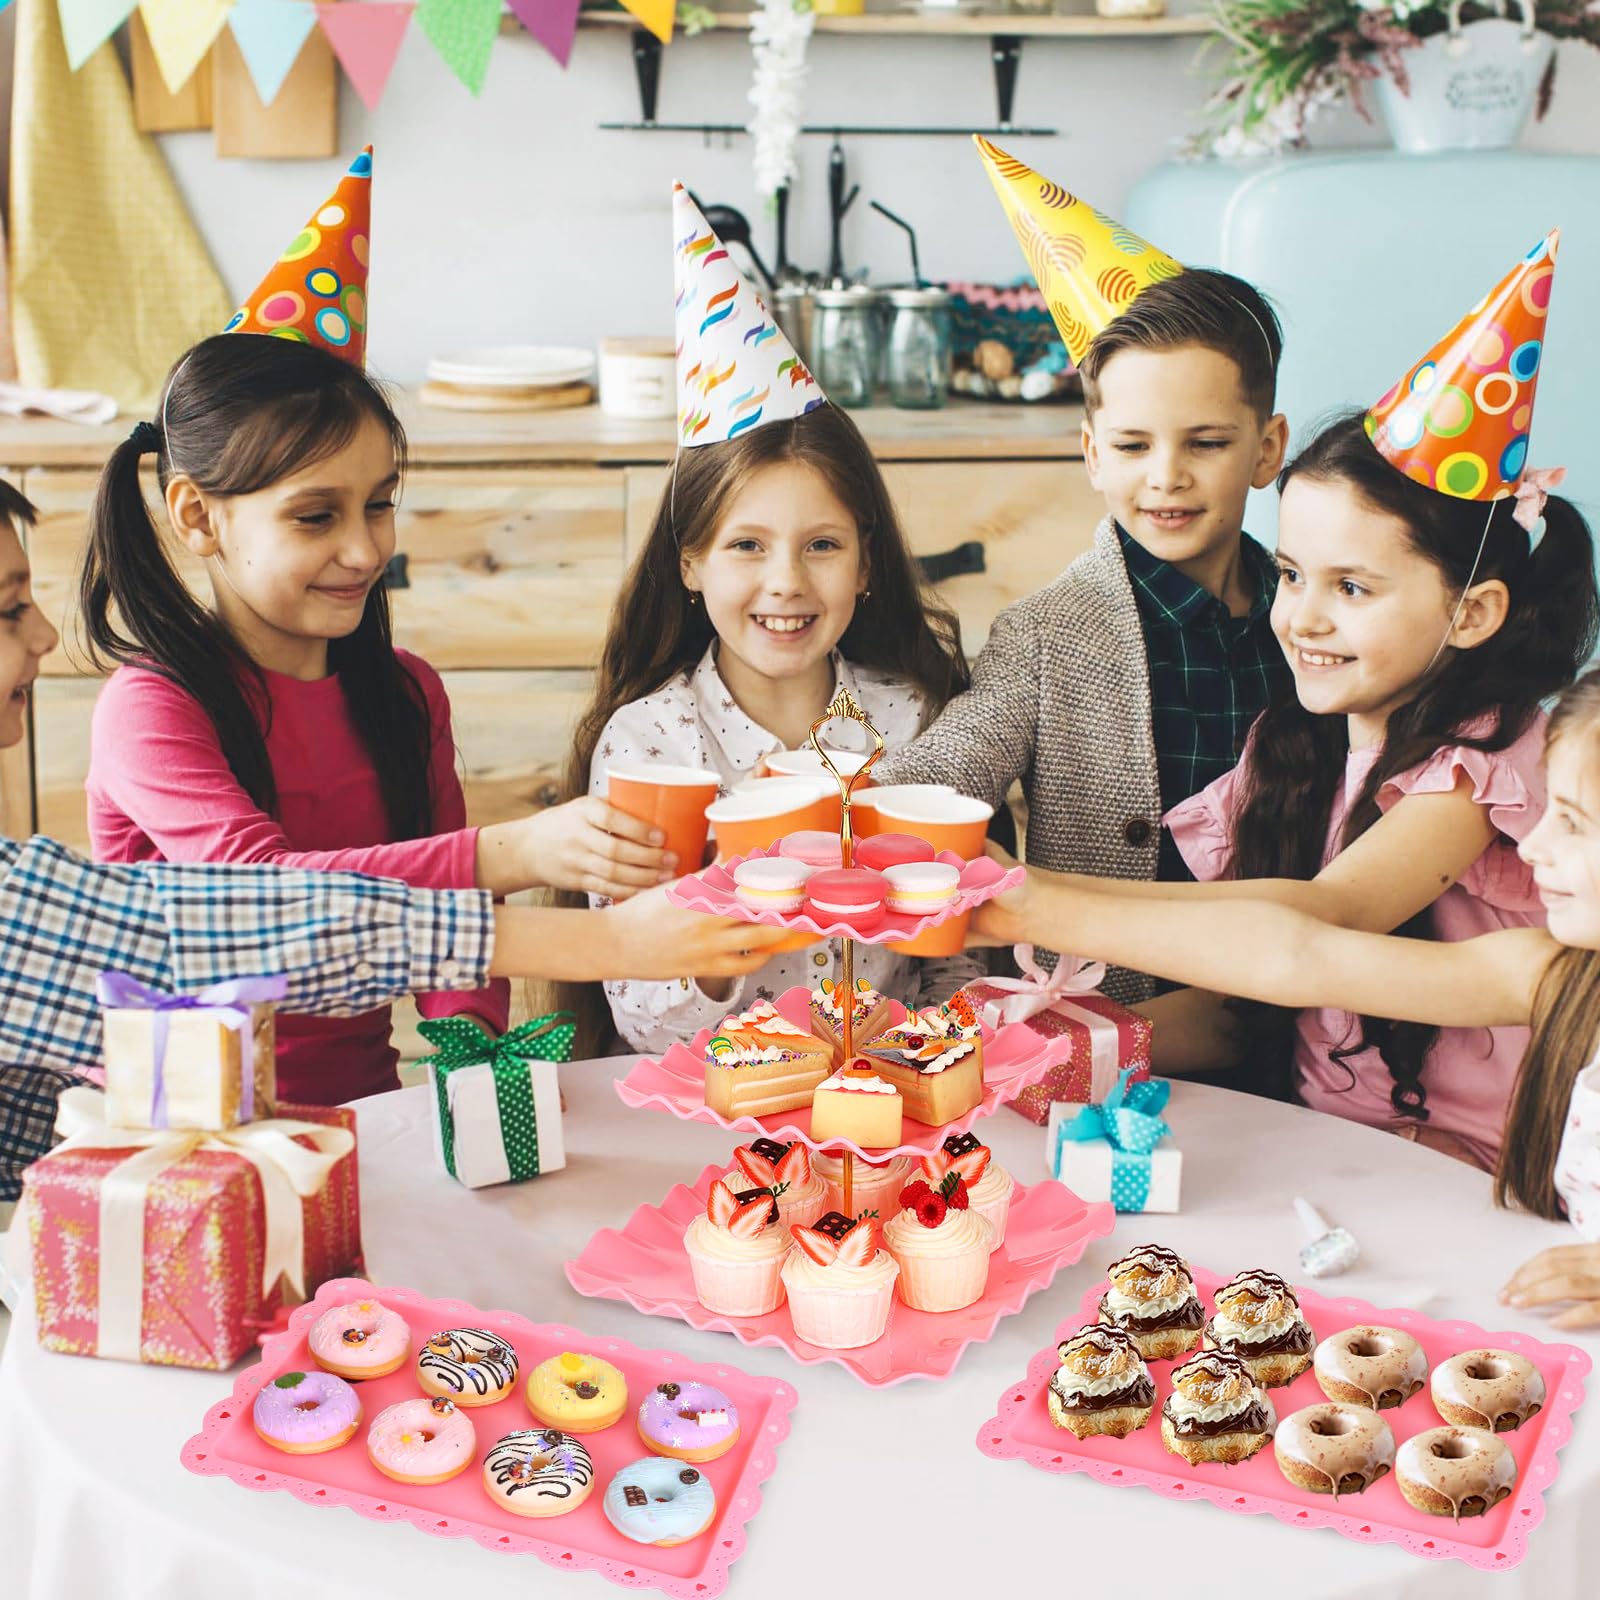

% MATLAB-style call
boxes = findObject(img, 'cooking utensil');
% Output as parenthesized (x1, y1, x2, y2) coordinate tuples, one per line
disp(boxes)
(689, 193, 777, 293)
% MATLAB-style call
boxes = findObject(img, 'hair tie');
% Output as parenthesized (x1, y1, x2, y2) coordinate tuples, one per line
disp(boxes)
(127, 419, 162, 455)
(1512, 465, 1566, 540)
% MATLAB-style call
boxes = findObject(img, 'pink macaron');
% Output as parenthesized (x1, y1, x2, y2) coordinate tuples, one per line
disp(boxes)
(803, 867, 886, 930)
(780, 830, 845, 871)
(854, 832, 936, 873)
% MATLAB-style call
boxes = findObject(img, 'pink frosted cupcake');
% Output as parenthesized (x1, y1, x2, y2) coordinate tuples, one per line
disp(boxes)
(723, 1138, 830, 1230)
(814, 1150, 913, 1225)
(885, 1174, 992, 1312)
(683, 1180, 789, 1317)
(781, 1212, 900, 1349)
(920, 1132, 1013, 1253)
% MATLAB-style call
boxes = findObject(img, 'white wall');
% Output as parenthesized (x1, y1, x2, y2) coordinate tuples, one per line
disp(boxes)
(154, 20, 1600, 385)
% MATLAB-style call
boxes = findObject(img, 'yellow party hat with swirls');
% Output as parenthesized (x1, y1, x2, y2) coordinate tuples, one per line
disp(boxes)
(974, 137, 1182, 367)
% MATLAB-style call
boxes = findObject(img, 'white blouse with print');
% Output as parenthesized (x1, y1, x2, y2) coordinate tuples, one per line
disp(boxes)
(1554, 1054, 1600, 1241)
(588, 645, 984, 1055)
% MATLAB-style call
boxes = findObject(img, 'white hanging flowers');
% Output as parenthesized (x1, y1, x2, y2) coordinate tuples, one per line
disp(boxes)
(748, 0, 815, 203)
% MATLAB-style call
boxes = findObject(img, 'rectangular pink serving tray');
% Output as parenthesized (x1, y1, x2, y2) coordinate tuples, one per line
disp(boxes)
(181, 1278, 797, 1598)
(976, 1266, 1590, 1572)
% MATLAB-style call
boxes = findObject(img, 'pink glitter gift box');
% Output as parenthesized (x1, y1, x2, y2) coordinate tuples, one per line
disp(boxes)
(964, 962, 1152, 1126)
(23, 1102, 362, 1370)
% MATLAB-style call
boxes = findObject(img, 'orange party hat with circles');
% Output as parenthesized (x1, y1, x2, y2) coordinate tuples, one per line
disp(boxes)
(974, 136, 1183, 367)
(1366, 231, 1559, 502)
(222, 147, 373, 365)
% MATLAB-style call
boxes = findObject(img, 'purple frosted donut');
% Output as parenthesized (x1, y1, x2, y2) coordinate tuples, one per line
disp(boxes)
(252, 1369, 363, 1455)
(636, 1380, 740, 1463)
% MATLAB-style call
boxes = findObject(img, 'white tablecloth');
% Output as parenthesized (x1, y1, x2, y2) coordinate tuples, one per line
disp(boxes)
(3, 1067, 1594, 1599)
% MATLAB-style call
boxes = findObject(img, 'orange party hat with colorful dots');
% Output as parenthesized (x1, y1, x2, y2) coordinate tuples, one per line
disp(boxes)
(1366, 231, 1559, 502)
(673, 182, 826, 447)
(974, 136, 1183, 367)
(222, 147, 372, 365)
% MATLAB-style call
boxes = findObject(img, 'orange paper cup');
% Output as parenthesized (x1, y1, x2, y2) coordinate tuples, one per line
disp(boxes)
(873, 791, 993, 957)
(849, 782, 957, 841)
(606, 763, 721, 873)
(708, 779, 836, 861)
(764, 747, 876, 792)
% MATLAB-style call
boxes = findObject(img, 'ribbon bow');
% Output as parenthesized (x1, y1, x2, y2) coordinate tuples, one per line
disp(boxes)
(52, 1085, 353, 1362)
(96, 972, 287, 1127)
(1060, 1065, 1171, 1155)
(979, 945, 1107, 1028)
(1512, 465, 1566, 535)
(420, 1013, 574, 1183)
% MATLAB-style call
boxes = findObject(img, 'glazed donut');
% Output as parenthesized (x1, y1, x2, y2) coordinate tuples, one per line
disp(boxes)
(481, 1428, 595, 1519)
(1431, 1349, 1547, 1432)
(416, 1327, 520, 1407)
(1274, 1402, 1396, 1499)
(366, 1395, 476, 1485)
(308, 1298, 411, 1381)
(637, 1381, 740, 1463)
(1313, 1325, 1426, 1410)
(526, 1351, 629, 1433)
(1205, 1269, 1316, 1388)
(1396, 1425, 1517, 1520)
(252, 1369, 362, 1455)
(603, 1456, 718, 1547)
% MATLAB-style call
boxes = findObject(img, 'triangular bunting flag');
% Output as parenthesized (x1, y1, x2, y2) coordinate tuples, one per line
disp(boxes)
(974, 136, 1183, 367)
(1367, 231, 1560, 502)
(138, 0, 232, 95)
(227, 0, 319, 108)
(58, 0, 138, 71)
(509, 0, 581, 69)
(416, 0, 501, 94)
(316, 1, 411, 112)
(618, 0, 674, 44)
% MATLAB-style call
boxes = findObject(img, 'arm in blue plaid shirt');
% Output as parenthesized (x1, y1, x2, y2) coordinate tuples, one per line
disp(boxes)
(0, 836, 493, 1198)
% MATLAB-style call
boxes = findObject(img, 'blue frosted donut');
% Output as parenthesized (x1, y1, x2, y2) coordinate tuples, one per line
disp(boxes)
(603, 1455, 718, 1546)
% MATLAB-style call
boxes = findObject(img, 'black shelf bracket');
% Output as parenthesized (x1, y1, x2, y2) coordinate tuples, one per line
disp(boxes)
(991, 35, 1023, 130)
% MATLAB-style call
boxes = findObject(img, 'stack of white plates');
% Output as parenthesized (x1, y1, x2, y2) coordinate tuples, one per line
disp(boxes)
(421, 346, 597, 412)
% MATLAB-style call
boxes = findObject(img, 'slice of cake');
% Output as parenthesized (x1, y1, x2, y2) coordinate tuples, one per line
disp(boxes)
(703, 1001, 835, 1120)
(859, 993, 983, 1128)
(810, 1061, 904, 1149)
(809, 977, 894, 1062)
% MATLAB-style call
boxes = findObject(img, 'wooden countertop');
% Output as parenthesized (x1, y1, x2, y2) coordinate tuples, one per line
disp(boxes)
(0, 393, 1086, 470)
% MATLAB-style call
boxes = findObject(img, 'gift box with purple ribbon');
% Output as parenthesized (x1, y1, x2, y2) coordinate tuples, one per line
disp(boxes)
(965, 945, 1152, 1125)
(98, 972, 285, 1132)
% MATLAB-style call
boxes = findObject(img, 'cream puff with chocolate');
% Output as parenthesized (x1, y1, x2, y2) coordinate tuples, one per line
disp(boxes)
(1047, 1325, 1156, 1440)
(1204, 1269, 1316, 1387)
(1161, 1350, 1276, 1466)
(1097, 1244, 1204, 1360)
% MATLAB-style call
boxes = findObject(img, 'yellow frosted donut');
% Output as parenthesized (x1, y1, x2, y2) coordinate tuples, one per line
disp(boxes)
(526, 1351, 629, 1434)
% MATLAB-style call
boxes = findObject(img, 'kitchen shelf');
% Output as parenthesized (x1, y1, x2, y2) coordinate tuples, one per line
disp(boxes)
(573, 9, 1213, 38)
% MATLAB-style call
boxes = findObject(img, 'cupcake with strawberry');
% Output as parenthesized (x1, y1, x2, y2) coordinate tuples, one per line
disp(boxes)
(921, 1131, 1013, 1252)
(683, 1180, 790, 1318)
(722, 1138, 830, 1230)
(781, 1211, 900, 1349)
(884, 1170, 993, 1312)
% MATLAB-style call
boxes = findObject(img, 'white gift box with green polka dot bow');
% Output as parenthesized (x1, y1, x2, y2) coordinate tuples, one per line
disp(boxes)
(419, 1015, 571, 1189)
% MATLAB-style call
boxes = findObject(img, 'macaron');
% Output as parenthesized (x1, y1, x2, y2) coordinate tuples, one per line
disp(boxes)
(803, 867, 886, 930)
(854, 832, 936, 873)
(780, 830, 845, 871)
(883, 861, 960, 916)
(733, 857, 810, 912)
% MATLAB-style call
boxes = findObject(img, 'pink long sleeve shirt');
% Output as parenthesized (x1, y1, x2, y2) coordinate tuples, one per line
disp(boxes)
(86, 652, 508, 1104)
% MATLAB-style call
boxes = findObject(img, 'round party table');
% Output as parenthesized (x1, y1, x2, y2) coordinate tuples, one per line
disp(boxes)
(2, 1065, 1594, 1599)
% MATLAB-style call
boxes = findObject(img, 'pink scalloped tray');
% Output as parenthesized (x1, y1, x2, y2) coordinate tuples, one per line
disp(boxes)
(566, 1162, 1114, 1387)
(616, 984, 1063, 1159)
(180, 1278, 797, 1599)
(666, 845, 1023, 943)
(976, 1265, 1591, 1572)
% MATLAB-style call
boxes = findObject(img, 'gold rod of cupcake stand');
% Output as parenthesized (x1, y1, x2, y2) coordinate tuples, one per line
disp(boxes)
(807, 690, 886, 1229)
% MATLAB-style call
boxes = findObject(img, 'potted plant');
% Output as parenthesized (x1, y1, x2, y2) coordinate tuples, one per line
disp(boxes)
(1198, 0, 1600, 156)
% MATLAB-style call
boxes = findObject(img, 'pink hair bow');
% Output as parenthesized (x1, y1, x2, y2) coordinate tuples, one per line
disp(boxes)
(1511, 465, 1566, 534)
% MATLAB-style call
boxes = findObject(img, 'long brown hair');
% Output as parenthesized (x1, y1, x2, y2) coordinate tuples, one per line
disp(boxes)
(1225, 411, 1597, 1113)
(1496, 673, 1600, 1218)
(554, 404, 969, 1053)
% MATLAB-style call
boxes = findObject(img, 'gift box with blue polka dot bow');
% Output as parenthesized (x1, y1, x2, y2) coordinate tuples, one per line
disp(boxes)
(420, 1014, 571, 1189)
(1048, 1067, 1182, 1213)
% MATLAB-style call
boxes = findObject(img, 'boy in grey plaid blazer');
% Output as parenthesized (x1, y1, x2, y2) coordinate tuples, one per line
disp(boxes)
(879, 270, 1294, 1016)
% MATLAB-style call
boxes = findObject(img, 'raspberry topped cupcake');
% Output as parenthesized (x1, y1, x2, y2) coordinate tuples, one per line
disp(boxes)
(884, 1171, 992, 1312)
(781, 1211, 900, 1349)
(683, 1179, 789, 1318)
(723, 1137, 830, 1229)
(919, 1131, 1012, 1251)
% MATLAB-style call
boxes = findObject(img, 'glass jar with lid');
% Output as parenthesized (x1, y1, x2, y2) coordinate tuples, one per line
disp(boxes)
(884, 286, 953, 410)
(810, 286, 884, 409)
